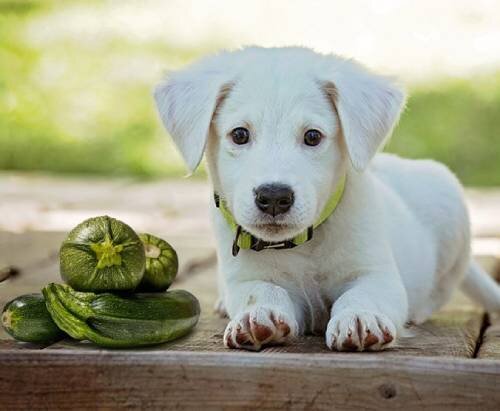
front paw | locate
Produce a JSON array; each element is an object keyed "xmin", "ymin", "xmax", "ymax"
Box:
[
  {"xmin": 326, "ymin": 310, "xmax": 396, "ymax": 351},
  {"xmin": 224, "ymin": 306, "xmax": 298, "ymax": 351}
]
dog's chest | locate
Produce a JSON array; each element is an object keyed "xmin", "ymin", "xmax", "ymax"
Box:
[{"xmin": 266, "ymin": 252, "xmax": 336, "ymax": 334}]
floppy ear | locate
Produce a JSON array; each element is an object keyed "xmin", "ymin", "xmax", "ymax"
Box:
[
  {"xmin": 154, "ymin": 62, "xmax": 233, "ymax": 172},
  {"xmin": 322, "ymin": 59, "xmax": 406, "ymax": 171}
]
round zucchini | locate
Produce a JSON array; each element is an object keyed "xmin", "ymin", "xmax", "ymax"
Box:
[
  {"xmin": 137, "ymin": 233, "xmax": 178, "ymax": 291},
  {"xmin": 60, "ymin": 215, "xmax": 146, "ymax": 292},
  {"xmin": 43, "ymin": 283, "xmax": 200, "ymax": 348},
  {"xmin": 2, "ymin": 294, "xmax": 65, "ymax": 344}
]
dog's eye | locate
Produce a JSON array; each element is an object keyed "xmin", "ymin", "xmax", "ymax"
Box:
[
  {"xmin": 304, "ymin": 129, "xmax": 322, "ymax": 146},
  {"xmin": 230, "ymin": 127, "xmax": 250, "ymax": 145}
]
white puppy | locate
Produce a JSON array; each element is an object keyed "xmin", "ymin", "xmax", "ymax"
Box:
[{"xmin": 154, "ymin": 46, "xmax": 500, "ymax": 351}]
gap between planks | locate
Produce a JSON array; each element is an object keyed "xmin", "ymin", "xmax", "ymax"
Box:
[{"xmin": 476, "ymin": 258, "xmax": 500, "ymax": 359}]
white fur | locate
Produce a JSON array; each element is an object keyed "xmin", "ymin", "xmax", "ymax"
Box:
[{"xmin": 155, "ymin": 46, "xmax": 500, "ymax": 351}]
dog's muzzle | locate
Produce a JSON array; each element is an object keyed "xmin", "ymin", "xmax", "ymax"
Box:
[{"xmin": 214, "ymin": 174, "xmax": 347, "ymax": 257}]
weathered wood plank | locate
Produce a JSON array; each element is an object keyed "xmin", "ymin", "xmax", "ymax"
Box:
[
  {"xmin": 0, "ymin": 350, "xmax": 499, "ymax": 410},
  {"xmin": 0, "ymin": 231, "xmax": 81, "ymax": 340},
  {"xmin": 0, "ymin": 340, "xmax": 46, "ymax": 350},
  {"xmin": 180, "ymin": 256, "xmax": 491, "ymax": 357},
  {"xmin": 0, "ymin": 231, "xmax": 214, "ymax": 290},
  {"xmin": 151, "ymin": 255, "xmax": 488, "ymax": 357},
  {"xmin": 0, "ymin": 226, "xmax": 495, "ymax": 359},
  {"xmin": 48, "ymin": 260, "xmax": 487, "ymax": 357},
  {"xmin": 44, "ymin": 310, "xmax": 485, "ymax": 356},
  {"xmin": 0, "ymin": 176, "xmax": 213, "ymax": 241}
]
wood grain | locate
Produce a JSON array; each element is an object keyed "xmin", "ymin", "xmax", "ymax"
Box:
[
  {"xmin": 0, "ymin": 350, "xmax": 499, "ymax": 410},
  {"xmin": 3, "ymin": 233, "xmax": 490, "ymax": 358},
  {"xmin": 145, "ymin": 255, "xmax": 486, "ymax": 357},
  {"xmin": 0, "ymin": 227, "xmax": 498, "ymax": 409},
  {"xmin": 48, "ymin": 267, "xmax": 485, "ymax": 357}
]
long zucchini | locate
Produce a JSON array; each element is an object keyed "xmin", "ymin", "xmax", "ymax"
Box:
[
  {"xmin": 2, "ymin": 294, "xmax": 65, "ymax": 344},
  {"xmin": 42, "ymin": 283, "xmax": 200, "ymax": 348}
]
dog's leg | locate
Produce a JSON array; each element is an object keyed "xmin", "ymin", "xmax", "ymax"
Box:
[
  {"xmin": 223, "ymin": 280, "xmax": 302, "ymax": 351},
  {"xmin": 326, "ymin": 272, "xmax": 408, "ymax": 351}
]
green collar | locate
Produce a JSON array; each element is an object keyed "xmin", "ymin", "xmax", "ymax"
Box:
[{"xmin": 214, "ymin": 175, "xmax": 346, "ymax": 256}]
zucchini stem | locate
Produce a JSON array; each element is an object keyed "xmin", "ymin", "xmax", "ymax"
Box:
[
  {"xmin": 1, "ymin": 310, "xmax": 12, "ymax": 329},
  {"xmin": 144, "ymin": 243, "xmax": 161, "ymax": 259},
  {"xmin": 90, "ymin": 235, "xmax": 124, "ymax": 269}
]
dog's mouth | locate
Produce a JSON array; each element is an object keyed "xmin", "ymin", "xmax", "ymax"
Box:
[
  {"xmin": 254, "ymin": 222, "xmax": 290, "ymax": 233},
  {"xmin": 246, "ymin": 220, "xmax": 303, "ymax": 242}
]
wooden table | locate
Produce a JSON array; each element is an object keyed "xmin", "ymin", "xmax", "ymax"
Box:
[{"xmin": 1, "ymin": 230, "xmax": 500, "ymax": 410}]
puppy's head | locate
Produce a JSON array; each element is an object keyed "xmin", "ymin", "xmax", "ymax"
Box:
[{"xmin": 155, "ymin": 47, "xmax": 405, "ymax": 242}]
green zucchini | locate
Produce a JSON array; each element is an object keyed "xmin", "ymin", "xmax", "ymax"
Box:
[
  {"xmin": 1, "ymin": 294, "xmax": 65, "ymax": 344},
  {"xmin": 137, "ymin": 233, "xmax": 178, "ymax": 291},
  {"xmin": 43, "ymin": 283, "xmax": 200, "ymax": 348},
  {"xmin": 60, "ymin": 215, "xmax": 146, "ymax": 292}
]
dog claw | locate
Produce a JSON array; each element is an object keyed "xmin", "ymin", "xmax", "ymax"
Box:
[
  {"xmin": 326, "ymin": 310, "xmax": 396, "ymax": 352},
  {"xmin": 223, "ymin": 306, "xmax": 297, "ymax": 351}
]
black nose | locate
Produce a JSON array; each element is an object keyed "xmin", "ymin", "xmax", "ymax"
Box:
[{"xmin": 254, "ymin": 184, "xmax": 294, "ymax": 216}]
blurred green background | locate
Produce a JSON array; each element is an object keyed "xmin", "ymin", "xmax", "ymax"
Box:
[{"xmin": 1, "ymin": 1, "xmax": 499, "ymax": 185}]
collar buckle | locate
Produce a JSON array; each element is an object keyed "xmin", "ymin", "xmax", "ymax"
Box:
[
  {"xmin": 250, "ymin": 238, "xmax": 297, "ymax": 252},
  {"xmin": 230, "ymin": 225, "xmax": 314, "ymax": 256}
]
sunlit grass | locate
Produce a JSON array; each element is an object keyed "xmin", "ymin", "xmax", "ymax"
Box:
[
  {"xmin": 0, "ymin": 1, "xmax": 204, "ymax": 178},
  {"xmin": 389, "ymin": 76, "xmax": 500, "ymax": 186},
  {"xmin": 0, "ymin": 1, "xmax": 499, "ymax": 184}
]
